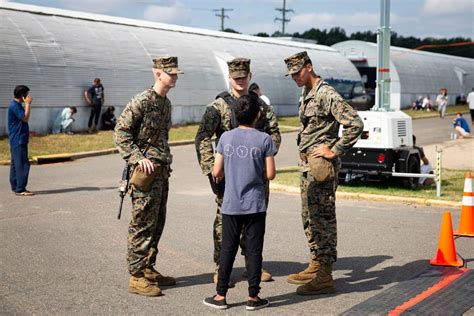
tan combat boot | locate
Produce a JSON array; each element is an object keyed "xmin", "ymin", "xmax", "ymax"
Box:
[
  {"xmin": 287, "ymin": 260, "xmax": 320, "ymax": 284},
  {"xmin": 128, "ymin": 275, "xmax": 162, "ymax": 297},
  {"xmin": 296, "ymin": 265, "xmax": 336, "ymax": 295},
  {"xmin": 144, "ymin": 266, "xmax": 176, "ymax": 286}
]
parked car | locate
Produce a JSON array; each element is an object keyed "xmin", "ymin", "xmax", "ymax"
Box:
[{"xmin": 325, "ymin": 78, "xmax": 374, "ymax": 111}]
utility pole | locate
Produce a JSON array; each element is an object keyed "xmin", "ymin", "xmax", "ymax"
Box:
[
  {"xmin": 213, "ymin": 8, "xmax": 233, "ymax": 31},
  {"xmin": 275, "ymin": 0, "xmax": 293, "ymax": 35}
]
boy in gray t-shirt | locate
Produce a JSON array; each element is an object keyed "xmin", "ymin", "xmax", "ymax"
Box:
[{"xmin": 203, "ymin": 95, "xmax": 276, "ymax": 311}]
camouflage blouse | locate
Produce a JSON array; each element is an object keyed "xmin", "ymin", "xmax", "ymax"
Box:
[
  {"xmin": 298, "ymin": 79, "xmax": 363, "ymax": 156},
  {"xmin": 114, "ymin": 89, "xmax": 172, "ymax": 166}
]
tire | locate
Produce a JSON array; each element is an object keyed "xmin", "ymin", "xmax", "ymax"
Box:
[{"xmin": 401, "ymin": 156, "xmax": 420, "ymax": 190}]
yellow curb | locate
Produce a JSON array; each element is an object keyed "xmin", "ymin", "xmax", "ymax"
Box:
[{"xmin": 270, "ymin": 183, "xmax": 461, "ymax": 207}]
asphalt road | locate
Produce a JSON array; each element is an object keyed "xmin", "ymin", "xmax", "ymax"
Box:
[{"xmin": 1, "ymin": 127, "xmax": 472, "ymax": 315}]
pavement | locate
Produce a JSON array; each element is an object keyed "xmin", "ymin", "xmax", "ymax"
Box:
[
  {"xmin": 1, "ymin": 116, "xmax": 473, "ymax": 316},
  {"xmin": 1, "ymin": 139, "xmax": 473, "ymax": 315}
]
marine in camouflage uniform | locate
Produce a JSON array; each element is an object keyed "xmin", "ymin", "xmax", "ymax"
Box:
[
  {"xmin": 284, "ymin": 51, "xmax": 363, "ymax": 295},
  {"xmin": 195, "ymin": 58, "xmax": 281, "ymax": 282},
  {"xmin": 114, "ymin": 57, "xmax": 183, "ymax": 297}
]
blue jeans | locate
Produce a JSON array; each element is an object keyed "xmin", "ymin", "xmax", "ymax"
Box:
[{"xmin": 10, "ymin": 144, "xmax": 30, "ymax": 193}]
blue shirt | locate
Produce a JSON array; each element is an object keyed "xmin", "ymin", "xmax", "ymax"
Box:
[
  {"xmin": 216, "ymin": 128, "xmax": 277, "ymax": 215},
  {"xmin": 454, "ymin": 117, "xmax": 470, "ymax": 133},
  {"xmin": 7, "ymin": 99, "xmax": 29, "ymax": 148}
]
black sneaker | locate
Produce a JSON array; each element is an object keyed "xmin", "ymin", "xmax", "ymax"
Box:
[
  {"xmin": 203, "ymin": 296, "xmax": 229, "ymax": 310},
  {"xmin": 246, "ymin": 297, "xmax": 269, "ymax": 311}
]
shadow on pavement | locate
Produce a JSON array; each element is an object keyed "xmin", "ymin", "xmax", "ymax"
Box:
[
  {"xmin": 267, "ymin": 257, "xmax": 428, "ymax": 308},
  {"xmin": 176, "ymin": 256, "xmax": 429, "ymax": 309},
  {"xmin": 34, "ymin": 186, "xmax": 116, "ymax": 195}
]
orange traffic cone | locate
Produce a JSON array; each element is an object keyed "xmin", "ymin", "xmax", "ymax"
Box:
[
  {"xmin": 430, "ymin": 211, "xmax": 463, "ymax": 267},
  {"xmin": 455, "ymin": 171, "xmax": 474, "ymax": 237}
]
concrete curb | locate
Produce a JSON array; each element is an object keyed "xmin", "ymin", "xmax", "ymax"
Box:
[{"xmin": 270, "ymin": 183, "xmax": 461, "ymax": 207}]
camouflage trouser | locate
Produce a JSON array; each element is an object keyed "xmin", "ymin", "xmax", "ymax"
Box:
[
  {"xmin": 300, "ymin": 161, "xmax": 339, "ymax": 266},
  {"xmin": 127, "ymin": 175, "xmax": 169, "ymax": 276},
  {"xmin": 213, "ymin": 181, "xmax": 270, "ymax": 265}
]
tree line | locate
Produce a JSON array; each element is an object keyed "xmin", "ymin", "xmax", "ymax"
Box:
[{"xmin": 224, "ymin": 27, "xmax": 472, "ymax": 58}]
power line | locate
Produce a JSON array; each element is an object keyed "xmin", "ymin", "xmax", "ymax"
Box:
[
  {"xmin": 213, "ymin": 8, "xmax": 233, "ymax": 31},
  {"xmin": 274, "ymin": 0, "xmax": 294, "ymax": 35}
]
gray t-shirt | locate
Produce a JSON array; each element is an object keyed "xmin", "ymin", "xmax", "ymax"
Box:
[{"xmin": 216, "ymin": 127, "xmax": 277, "ymax": 215}]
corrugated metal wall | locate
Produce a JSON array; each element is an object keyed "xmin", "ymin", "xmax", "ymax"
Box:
[
  {"xmin": 333, "ymin": 40, "xmax": 474, "ymax": 109},
  {"xmin": 0, "ymin": 4, "xmax": 361, "ymax": 135}
]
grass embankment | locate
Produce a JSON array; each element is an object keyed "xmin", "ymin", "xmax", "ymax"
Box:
[
  {"xmin": 401, "ymin": 105, "xmax": 469, "ymax": 119},
  {"xmin": 278, "ymin": 105, "xmax": 470, "ymax": 127},
  {"xmin": 0, "ymin": 125, "xmax": 199, "ymax": 161},
  {"xmin": 274, "ymin": 167, "xmax": 466, "ymax": 201}
]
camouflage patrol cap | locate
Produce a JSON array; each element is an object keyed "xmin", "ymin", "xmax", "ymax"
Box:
[
  {"xmin": 227, "ymin": 58, "xmax": 251, "ymax": 79},
  {"xmin": 284, "ymin": 51, "xmax": 311, "ymax": 76},
  {"xmin": 153, "ymin": 56, "xmax": 183, "ymax": 74}
]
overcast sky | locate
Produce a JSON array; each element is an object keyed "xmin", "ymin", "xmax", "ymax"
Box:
[{"xmin": 3, "ymin": 0, "xmax": 473, "ymax": 38}]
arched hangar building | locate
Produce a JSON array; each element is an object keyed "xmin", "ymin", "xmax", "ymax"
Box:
[
  {"xmin": 0, "ymin": 3, "xmax": 361, "ymax": 135},
  {"xmin": 332, "ymin": 40, "xmax": 474, "ymax": 110}
]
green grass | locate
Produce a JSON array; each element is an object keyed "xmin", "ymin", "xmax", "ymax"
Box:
[
  {"xmin": 278, "ymin": 105, "xmax": 470, "ymax": 126},
  {"xmin": 274, "ymin": 167, "xmax": 466, "ymax": 201},
  {"xmin": 279, "ymin": 116, "xmax": 300, "ymax": 127},
  {"xmin": 0, "ymin": 125, "xmax": 200, "ymax": 161},
  {"xmin": 402, "ymin": 105, "xmax": 469, "ymax": 119},
  {"xmin": 0, "ymin": 120, "xmax": 299, "ymax": 161}
]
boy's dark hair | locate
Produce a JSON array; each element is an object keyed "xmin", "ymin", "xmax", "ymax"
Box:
[
  {"xmin": 70, "ymin": 106, "xmax": 78, "ymax": 114},
  {"xmin": 249, "ymin": 82, "xmax": 259, "ymax": 92},
  {"xmin": 235, "ymin": 94, "xmax": 261, "ymax": 126},
  {"xmin": 14, "ymin": 85, "xmax": 30, "ymax": 99}
]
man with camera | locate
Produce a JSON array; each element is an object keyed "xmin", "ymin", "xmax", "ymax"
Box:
[{"xmin": 114, "ymin": 57, "xmax": 183, "ymax": 297}]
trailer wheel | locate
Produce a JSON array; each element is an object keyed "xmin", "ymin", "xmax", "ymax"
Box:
[{"xmin": 401, "ymin": 156, "xmax": 420, "ymax": 189}]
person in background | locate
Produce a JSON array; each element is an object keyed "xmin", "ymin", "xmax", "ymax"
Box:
[
  {"xmin": 467, "ymin": 88, "xmax": 474, "ymax": 123},
  {"xmin": 84, "ymin": 78, "xmax": 104, "ymax": 133},
  {"xmin": 412, "ymin": 135, "xmax": 433, "ymax": 186},
  {"xmin": 8, "ymin": 85, "xmax": 34, "ymax": 196},
  {"xmin": 422, "ymin": 95, "xmax": 432, "ymax": 112},
  {"xmin": 249, "ymin": 82, "xmax": 271, "ymax": 106},
  {"xmin": 52, "ymin": 106, "xmax": 77, "ymax": 134},
  {"xmin": 101, "ymin": 106, "xmax": 117, "ymax": 130},
  {"xmin": 436, "ymin": 88, "xmax": 448, "ymax": 119},
  {"xmin": 453, "ymin": 112, "xmax": 470, "ymax": 139},
  {"xmin": 412, "ymin": 96, "xmax": 423, "ymax": 111}
]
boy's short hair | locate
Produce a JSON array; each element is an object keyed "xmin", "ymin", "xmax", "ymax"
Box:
[
  {"xmin": 14, "ymin": 85, "xmax": 30, "ymax": 99},
  {"xmin": 235, "ymin": 94, "xmax": 261, "ymax": 126},
  {"xmin": 70, "ymin": 106, "xmax": 77, "ymax": 114}
]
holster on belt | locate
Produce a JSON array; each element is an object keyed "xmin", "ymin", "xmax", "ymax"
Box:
[
  {"xmin": 129, "ymin": 164, "xmax": 170, "ymax": 192},
  {"xmin": 300, "ymin": 151, "xmax": 335, "ymax": 183}
]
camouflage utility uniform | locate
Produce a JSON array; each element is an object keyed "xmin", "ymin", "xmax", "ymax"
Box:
[
  {"xmin": 195, "ymin": 93, "xmax": 281, "ymax": 265},
  {"xmin": 298, "ymin": 79, "xmax": 363, "ymax": 265},
  {"xmin": 114, "ymin": 89, "xmax": 172, "ymax": 276}
]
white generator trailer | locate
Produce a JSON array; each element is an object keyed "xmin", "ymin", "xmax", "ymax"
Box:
[{"xmin": 339, "ymin": 111, "xmax": 421, "ymax": 189}]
